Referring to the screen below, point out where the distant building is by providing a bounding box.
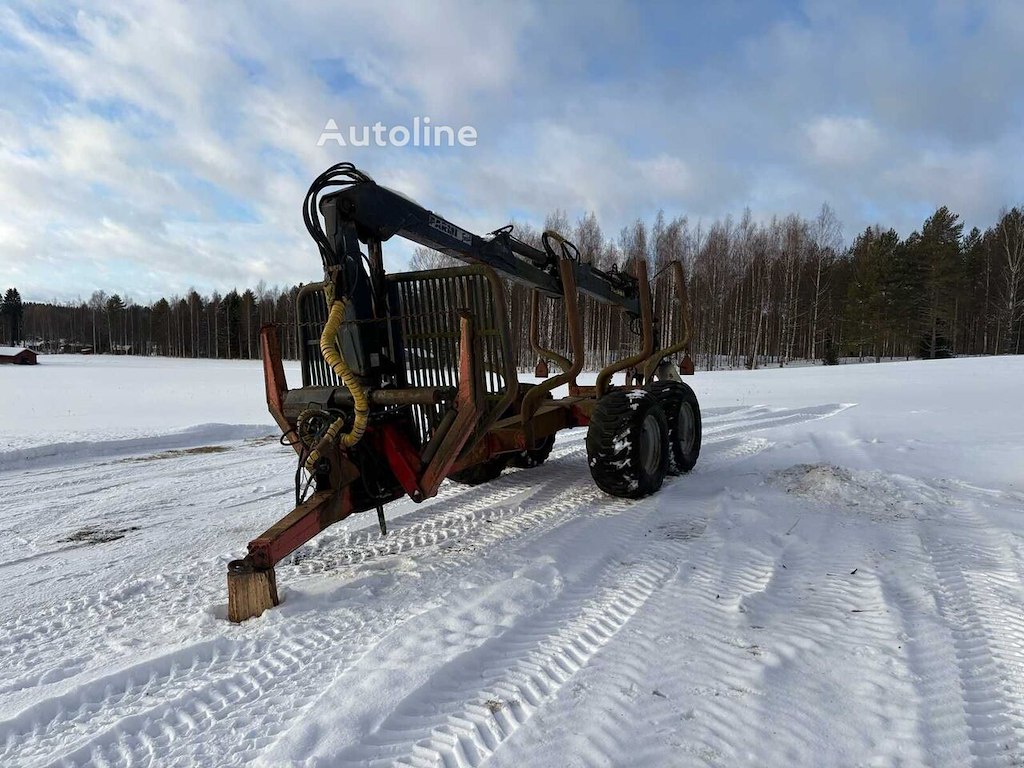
[0,346,38,365]
[57,344,92,354]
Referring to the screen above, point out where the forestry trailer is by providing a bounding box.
[227,163,701,622]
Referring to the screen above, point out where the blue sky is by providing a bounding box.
[1,0,1021,303]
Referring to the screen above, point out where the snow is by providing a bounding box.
[0,355,300,454]
[1,354,1023,766]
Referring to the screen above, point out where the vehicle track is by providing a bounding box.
[0,400,856,766]
[7,453,666,766]
[357,559,677,767]
[917,497,1024,767]
[0,447,596,700]
[0,452,628,766]
[0,404,826,702]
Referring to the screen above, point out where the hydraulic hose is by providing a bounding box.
[303,294,369,470]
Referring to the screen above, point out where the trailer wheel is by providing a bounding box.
[649,381,701,475]
[448,456,509,486]
[509,434,556,468]
[509,387,555,468]
[586,390,669,498]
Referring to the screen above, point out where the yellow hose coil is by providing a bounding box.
[303,295,370,470]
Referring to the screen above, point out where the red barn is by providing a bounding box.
[0,347,38,365]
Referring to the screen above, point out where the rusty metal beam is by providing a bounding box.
[260,324,297,454]
[246,487,354,570]
[642,260,693,381]
[595,257,654,397]
[529,288,573,376]
[521,256,585,431]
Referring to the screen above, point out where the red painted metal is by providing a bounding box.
[247,487,354,569]
[416,311,486,495]
[260,325,295,450]
[376,424,423,501]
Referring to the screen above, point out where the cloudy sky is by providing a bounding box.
[1,1,1022,303]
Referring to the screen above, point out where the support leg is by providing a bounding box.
[227,559,279,623]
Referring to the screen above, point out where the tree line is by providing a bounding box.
[11,282,303,360]
[9,202,1024,368]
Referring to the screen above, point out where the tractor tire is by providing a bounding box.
[509,388,555,469]
[586,389,669,498]
[509,434,556,468]
[649,381,701,475]
[448,456,509,486]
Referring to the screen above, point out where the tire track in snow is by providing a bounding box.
[17,453,663,767]
[915,493,1024,767]
[701,403,854,441]
[766,466,1024,766]
[0,399,814,701]
[24,607,426,768]
[285,442,590,574]
[0,444,590,699]
[477,497,719,768]
[861,474,1024,768]
[503,476,927,767]
[742,541,921,763]
[0,456,622,766]
[0,398,847,766]
[308,499,678,768]
[2,621,382,767]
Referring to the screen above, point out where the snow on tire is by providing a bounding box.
[586,389,669,498]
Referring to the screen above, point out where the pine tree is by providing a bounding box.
[105,294,125,352]
[913,207,963,357]
[221,290,242,359]
[1,288,22,344]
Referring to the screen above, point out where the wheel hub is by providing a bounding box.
[640,413,662,474]
[678,403,695,452]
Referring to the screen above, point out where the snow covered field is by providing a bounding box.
[1,354,1022,766]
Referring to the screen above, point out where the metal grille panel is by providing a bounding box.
[296,267,513,446]
[391,268,510,445]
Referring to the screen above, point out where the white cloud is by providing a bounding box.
[0,0,1021,302]
[806,116,883,167]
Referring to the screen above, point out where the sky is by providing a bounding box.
[1,0,1022,304]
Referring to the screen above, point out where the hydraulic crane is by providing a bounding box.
[227,163,701,622]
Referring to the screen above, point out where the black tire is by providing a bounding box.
[586,390,669,498]
[509,433,556,468]
[649,381,701,475]
[448,456,509,486]
[509,388,555,469]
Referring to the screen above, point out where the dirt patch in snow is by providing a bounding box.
[773,463,911,520]
[658,520,707,541]
[60,526,141,545]
[120,445,234,463]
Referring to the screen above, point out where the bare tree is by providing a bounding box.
[809,203,842,359]
[995,207,1024,353]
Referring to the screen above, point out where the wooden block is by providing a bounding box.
[227,560,279,623]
